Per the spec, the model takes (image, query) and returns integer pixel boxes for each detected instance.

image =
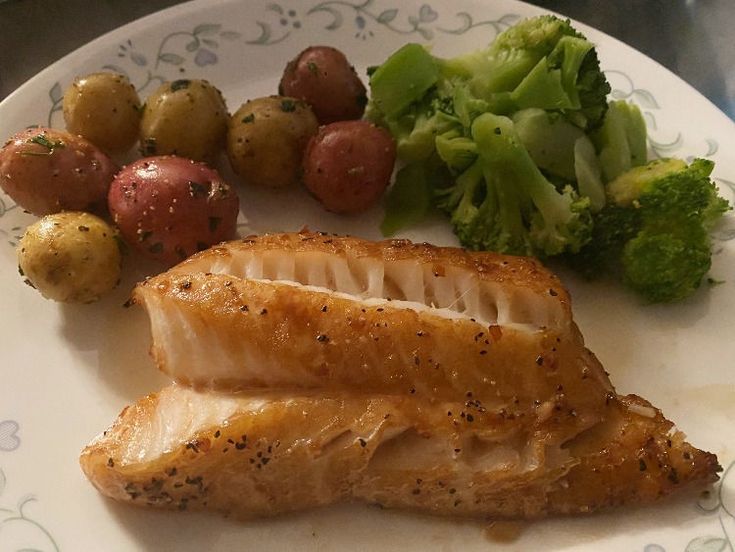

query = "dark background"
[1,0,733,119]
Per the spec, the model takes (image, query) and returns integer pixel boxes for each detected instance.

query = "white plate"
[1,1,734,550]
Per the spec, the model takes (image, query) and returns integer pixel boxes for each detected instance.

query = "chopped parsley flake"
[280,99,297,112]
[21,134,65,156]
[170,79,191,92]
[188,181,208,198]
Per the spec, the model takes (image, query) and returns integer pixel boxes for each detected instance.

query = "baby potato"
[303,120,396,214]
[108,156,239,266]
[227,96,318,188]
[0,127,117,216]
[17,211,122,303]
[279,46,367,124]
[63,72,141,153]
[140,79,228,163]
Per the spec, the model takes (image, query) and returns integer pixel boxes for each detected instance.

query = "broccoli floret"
[565,204,639,278]
[368,15,611,140]
[389,95,462,163]
[440,15,610,129]
[621,228,712,303]
[436,113,593,256]
[568,158,731,302]
[436,154,533,255]
[367,45,464,163]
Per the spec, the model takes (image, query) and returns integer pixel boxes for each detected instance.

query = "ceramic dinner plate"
[1,0,734,550]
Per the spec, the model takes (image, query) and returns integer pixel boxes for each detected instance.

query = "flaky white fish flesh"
[80,384,720,519]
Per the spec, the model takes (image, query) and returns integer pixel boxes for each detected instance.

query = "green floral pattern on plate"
[683,461,735,552]
[0,479,60,552]
[1,422,59,551]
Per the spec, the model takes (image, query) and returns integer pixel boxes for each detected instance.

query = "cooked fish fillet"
[134,271,611,417]
[132,232,609,411]
[83,231,719,521]
[80,384,720,519]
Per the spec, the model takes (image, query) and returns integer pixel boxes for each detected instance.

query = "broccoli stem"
[472,113,591,256]
[368,44,439,118]
[596,100,648,182]
[473,113,568,228]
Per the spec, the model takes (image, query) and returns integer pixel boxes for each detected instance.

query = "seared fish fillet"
[133,232,607,405]
[134,271,611,419]
[82,231,719,520]
[80,384,720,519]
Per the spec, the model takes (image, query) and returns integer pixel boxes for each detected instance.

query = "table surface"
[1,0,734,120]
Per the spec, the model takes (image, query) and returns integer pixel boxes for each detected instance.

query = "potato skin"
[17,212,122,303]
[226,96,318,188]
[279,46,367,124]
[63,72,141,153]
[303,121,396,214]
[108,156,239,265]
[140,79,228,163]
[0,127,117,216]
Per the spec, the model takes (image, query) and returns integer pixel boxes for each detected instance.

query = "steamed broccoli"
[434,14,610,129]
[368,15,610,157]
[367,15,729,304]
[367,15,609,256]
[511,108,606,211]
[436,113,592,256]
[568,158,730,302]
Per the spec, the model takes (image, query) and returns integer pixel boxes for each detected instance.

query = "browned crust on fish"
[80,388,720,520]
[169,230,572,320]
[133,272,611,415]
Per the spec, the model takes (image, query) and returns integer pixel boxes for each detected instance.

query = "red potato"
[0,127,117,216]
[279,46,367,124]
[303,121,396,214]
[108,156,239,265]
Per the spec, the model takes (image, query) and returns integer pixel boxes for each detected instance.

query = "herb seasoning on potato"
[62,72,142,153]
[226,96,318,188]
[17,211,122,303]
[139,79,228,163]
[279,46,367,124]
[0,127,117,216]
[108,156,239,265]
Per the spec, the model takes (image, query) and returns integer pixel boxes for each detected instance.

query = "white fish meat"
[80,384,720,519]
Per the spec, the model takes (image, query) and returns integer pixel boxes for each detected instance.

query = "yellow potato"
[17,212,122,303]
[140,79,228,163]
[63,72,141,153]
[227,96,318,188]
